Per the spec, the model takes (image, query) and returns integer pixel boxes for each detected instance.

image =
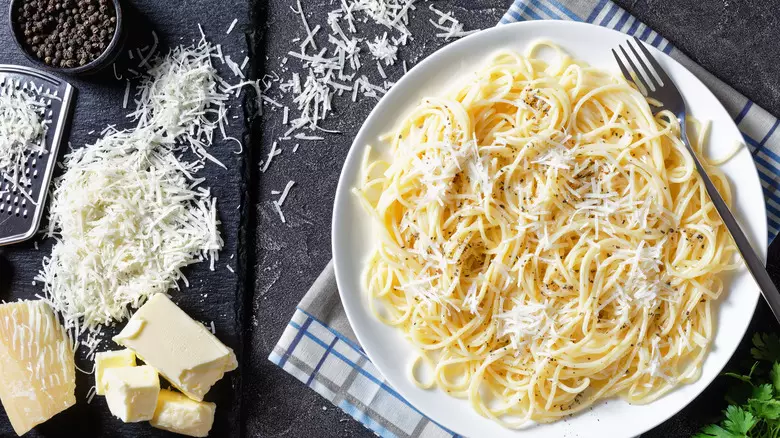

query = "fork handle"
[680,120,780,323]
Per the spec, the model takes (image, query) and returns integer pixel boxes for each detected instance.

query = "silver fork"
[612,37,780,323]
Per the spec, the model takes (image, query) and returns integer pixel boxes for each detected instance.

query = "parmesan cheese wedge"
[0,301,76,436]
[113,294,237,401]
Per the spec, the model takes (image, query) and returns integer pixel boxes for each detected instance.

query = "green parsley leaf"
[752,384,774,402]
[749,398,780,420]
[697,335,780,438]
[693,424,746,438]
[695,405,756,437]
[770,362,780,393]
[723,405,757,435]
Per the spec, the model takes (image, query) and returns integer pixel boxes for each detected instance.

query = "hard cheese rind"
[95,349,136,396]
[0,300,76,436]
[113,293,237,401]
[104,365,160,422]
[151,389,216,437]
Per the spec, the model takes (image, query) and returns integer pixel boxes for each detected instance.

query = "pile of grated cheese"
[36,37,230,338]
[0,88,48,196]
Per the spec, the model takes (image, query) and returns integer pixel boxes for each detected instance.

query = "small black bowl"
[8,0,126,76]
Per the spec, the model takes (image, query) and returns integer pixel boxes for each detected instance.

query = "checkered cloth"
[270,1,780,437]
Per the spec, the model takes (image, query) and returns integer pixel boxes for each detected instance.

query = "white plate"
[332,20,767,438]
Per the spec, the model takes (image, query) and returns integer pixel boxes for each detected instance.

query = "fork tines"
[612,36,672,96]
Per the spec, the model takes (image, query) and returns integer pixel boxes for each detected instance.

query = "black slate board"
[0,0,251,436]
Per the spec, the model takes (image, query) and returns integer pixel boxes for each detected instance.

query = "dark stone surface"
[249,1,780,438]
[2,0,780,437]
[0,0,250,436]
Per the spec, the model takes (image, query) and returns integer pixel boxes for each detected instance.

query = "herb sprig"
[696,333,780,438]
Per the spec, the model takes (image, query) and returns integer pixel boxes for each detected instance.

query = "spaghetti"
[353,41,739,426]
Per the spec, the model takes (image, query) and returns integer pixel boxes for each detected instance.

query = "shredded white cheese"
[36,39,235,335]
[428,5,480,40]
[226,18,238,35]
[260,141,281,173]
[128,36,232,168]
[366,32,398,66]
[277,180,295,206]
[497,298,555,353]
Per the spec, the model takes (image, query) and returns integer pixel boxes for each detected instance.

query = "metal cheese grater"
[0,65,75,246]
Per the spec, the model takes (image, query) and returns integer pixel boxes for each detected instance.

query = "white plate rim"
[332,20,767,438]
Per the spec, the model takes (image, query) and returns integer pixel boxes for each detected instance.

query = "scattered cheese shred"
[122,80,131,108]
[428,5,480,40]
[366,32,398,66]
[260,141,281,173]
[226,18,238,35]
[272,201,286,224]
[277,180,295,206]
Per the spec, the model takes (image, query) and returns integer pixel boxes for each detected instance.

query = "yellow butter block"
[95,349,136,395]
[104,365,160,423]
[113,294,237,401]
[151,389,216,437]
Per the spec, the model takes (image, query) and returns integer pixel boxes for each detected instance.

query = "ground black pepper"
[15,0,116,68]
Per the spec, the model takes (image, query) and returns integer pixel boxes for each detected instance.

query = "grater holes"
[0,72,70,240]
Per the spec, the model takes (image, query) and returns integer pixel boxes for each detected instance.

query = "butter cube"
[113,294,237,401]
[95,349,136,395]
[151,389,216,437]
[104,365,160,422]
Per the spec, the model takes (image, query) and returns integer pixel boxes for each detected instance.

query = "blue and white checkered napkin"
[270,1,780,437]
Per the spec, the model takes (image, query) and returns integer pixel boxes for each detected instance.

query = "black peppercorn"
[15,0,116,68]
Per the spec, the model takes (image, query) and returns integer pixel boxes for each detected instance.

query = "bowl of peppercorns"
[9,0,124,75]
